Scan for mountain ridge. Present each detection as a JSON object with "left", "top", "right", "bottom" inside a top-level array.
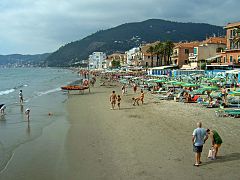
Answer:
[{"left": 46, "top": 19, "right": 225, "bottom": 66}]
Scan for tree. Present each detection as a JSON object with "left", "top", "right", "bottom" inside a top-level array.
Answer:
[
  {"left": 147, "top": 46, "right": 155, "bottom": 67},
  {"left": 111, "top": 60, "right": 120, "bottom": 68},
  {"left": 165, "top": 41, "right": 175, "bottom": 65},
  {"left": 154, "top": 42, "right": 164, "bottom": 66}
]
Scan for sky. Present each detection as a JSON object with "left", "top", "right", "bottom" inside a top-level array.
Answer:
[{"left": 0, "top": 0, "right": 239, "bottom": 55}]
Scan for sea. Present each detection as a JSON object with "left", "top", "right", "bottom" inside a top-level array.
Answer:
[{"left": 0, "top": 67, "right": 80, "bottom": 172}]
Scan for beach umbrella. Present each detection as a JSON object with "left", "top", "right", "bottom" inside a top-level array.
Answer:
[
  {"left": 181, "top": 83, "right": 199, "bottom": 87},
  {"left": 154, "top": 79, "right": 167, "bottom": 83},
  {"left": 201, "top": 86, "right": 219, "bottom": 91}
]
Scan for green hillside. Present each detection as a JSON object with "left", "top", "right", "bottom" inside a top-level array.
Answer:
[{"left": 46, "top": 19, "right": 225, "bottom": 66}]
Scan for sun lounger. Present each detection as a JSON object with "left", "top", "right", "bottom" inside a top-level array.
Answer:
[
  {"left": 215, "top": 108, "right": 240, "bottom": 118},
  {"left": 158, "top": 93, "right": 174, "bottom": 100}
]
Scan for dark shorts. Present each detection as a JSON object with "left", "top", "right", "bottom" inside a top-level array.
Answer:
[{"left": 193, "top": 145, "right": 203, "bottom": 153}]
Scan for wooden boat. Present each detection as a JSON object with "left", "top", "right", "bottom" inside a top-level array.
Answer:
[{"left": 61, "top": 85, "right": 88, "bottom": 91}]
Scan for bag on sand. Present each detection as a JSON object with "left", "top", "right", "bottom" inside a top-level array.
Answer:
[{"left": 208, "top": 148, "right": 214, "bottom": 158}]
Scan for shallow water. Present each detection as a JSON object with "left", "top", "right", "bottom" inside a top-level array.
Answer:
[{"left": 0, "top": 67, "right": 80, "bottom": 172}]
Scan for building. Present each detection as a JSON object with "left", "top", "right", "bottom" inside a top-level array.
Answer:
[
  {"left": 89, "top": 52, "right": 106, "bottom": 69},
  {"left": 189, "top": 37, "right": 226, "bottom": 69},
  {"left": 106, "top": 53, "right": 126, "bottom": 68},
  {"left": 222, "top": 22, "right": 240, "bottom": 64},
  {"left": 139, "top": 42, "right": 159, "bottom": 67},
  {"left": 125, "top": 47, "right": 141, "bottom": 65},
  {"left": 171, "top": 42, "right": 199, "bottom": 68}
]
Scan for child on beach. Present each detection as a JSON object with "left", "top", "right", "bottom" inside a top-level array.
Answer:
[
  {"left": 132, "top": 97, "right": 140, "bottom": 106},
  {"left": 25, "top": 108, "right": 30, "bottom": 121},
  {"left": 117, "top": 95, "right": 121, "bottom": 110}
]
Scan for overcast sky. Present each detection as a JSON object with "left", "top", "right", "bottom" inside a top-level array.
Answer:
[{"left": 0, "top": 0, "right": 239, "bottom": 55}]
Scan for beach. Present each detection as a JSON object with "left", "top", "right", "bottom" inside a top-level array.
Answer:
[{"left": 1, "top": 79, "right": 240, "bottom": 180}]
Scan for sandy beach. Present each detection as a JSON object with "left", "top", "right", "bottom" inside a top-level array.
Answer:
[{"left": 1, "top": 79, "right": 240, "bottom": 180}]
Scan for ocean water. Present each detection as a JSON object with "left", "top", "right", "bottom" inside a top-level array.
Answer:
[{"left": 0, "top": 67, "right": 80, "bottom": 172}]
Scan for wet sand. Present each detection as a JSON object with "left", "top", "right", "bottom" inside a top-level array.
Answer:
[{"left": 1, "top": 80, "right": 240, "bottom": 180}]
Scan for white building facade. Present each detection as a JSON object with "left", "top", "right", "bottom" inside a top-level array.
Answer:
[
  {"left": 125, "top": 47, "right": 140, "bottom": 65},
  {"left": 89, "top": 52, "right": 106, "bottom": 69}
]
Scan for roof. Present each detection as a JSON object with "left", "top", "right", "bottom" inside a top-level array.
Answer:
[
  {"left": 224, "top": 22, "right": 240, "bottom": 29},
  {"left": 202, "top": 37, "right": 226, "bottom": 45},
  {"left": 206, "top": 54, "right": 222, "bottom": 61},
  {"left": 174, "top": 42, "right": 200, "bottom": 48}
]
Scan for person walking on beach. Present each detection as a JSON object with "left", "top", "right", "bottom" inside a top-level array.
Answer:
[
  {"left": 206, "top": 129, "right": 223, "bottom": 160},
  {"left": 25, "top": 108, "right": 30, "bottom": 121},
  {"left": 117, "top": 95, "right": 121, "bottom": 110},
  {"left": 192, "top": 122, "right": 208, "bottom": 167},
  {"left": 0, "top": 104, "right": 6, "bottom": 114},
  {"left": 110, "top": 91, "right": 117, "bottom": 110},
  {"left": 19, "top": 90, "right": 23, "bottom": 104},
  {"left": 121, "top": 85, "right": 126, "bottom": 95},
  {"left": 140, "top": 89, "right": 144, "bottom": 104},
  {"left": 133, "top": 83, "right": 137, "bottom": 93}
]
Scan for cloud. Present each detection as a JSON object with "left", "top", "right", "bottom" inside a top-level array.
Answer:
[{"left": 0, "top": 0, "right": 239, "bottom": 54}]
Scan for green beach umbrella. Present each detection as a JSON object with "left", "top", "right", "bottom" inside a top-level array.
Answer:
[
  {"left": 154, "top": 79, "right": 167, "bottom": 83},
  {"left": 182, "top": 83, "right": 198, "bottom": 87},
  {"left": 201, "top": 86, "right": 219, "bottom": 91}
]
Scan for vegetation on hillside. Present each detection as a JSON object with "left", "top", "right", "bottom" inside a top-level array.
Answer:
[{"left": 45, "top": 19, "right": 225, "bottom": 67}]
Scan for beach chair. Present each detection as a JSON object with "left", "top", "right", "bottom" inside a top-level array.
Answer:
[{"left": 158, "top": 92, "right": 174, "bottom": 100}]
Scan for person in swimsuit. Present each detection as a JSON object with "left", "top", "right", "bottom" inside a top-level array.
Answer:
[
  {"left": 19, "top": 90, "right": 23, "bottom": 104},
  {"left": 206, "top": 129, "right": 223, "bottom": 160},
  {"left": 25, "top": 108, "right": 30, "bottom": 121},
  {"left": 110, "top": 91, "right": 117, "bottom": 110},
  {"left": 117, "top": 95, "right": 121, "bottom": 110},
  {"left": 133, "top": 84, "right": 137, "bottom": 93},
  {"left": 140, "top": 89, "right": 144, "bottom": 104},
  {"left": 221, "top": 87, "right": 227, "bottom": 104}
]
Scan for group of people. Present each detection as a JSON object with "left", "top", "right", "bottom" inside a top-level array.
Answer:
[
  {"left": 109, "top": 85, "right": 145, "bottom": 109},
  {"left": 192, "top": 122, "right": 223, "bottom": 167},
  {"left": 1, "top": 90, "right": 31, "bottom": 121},
  {"left": 109, "top": 91, "right": 121, "bottom": 110}
]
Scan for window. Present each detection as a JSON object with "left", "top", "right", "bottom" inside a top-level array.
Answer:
[
  {"left": 230, "top": 56, "right": 233, "bottom": 62},
  {"left": 238, "top": 56, "right": 240, "bottom": 63},
  {"left": 184, "top": 49, "right": 189, "bottom": 54},
  {"left": 185, "top": 60, "right": 188, "bottom": 64},
  {"left": 224, "top": 57, "right": 226, "bottom": 63},
  {"left": 194, "top": 48, "right": 197, "bottom": 55},
  {"left": 146, "top": 62, "right": 149, "bottom": 67},
  {"left": 148, "top": 56, "right": 150, "bottom": 59}
]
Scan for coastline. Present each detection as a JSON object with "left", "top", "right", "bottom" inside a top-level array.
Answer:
[{"left": 0, "top": 79, "right": 240, "bottom": 179}]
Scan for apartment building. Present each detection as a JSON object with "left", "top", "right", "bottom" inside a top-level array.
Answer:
[
  {"left": 89, "top": 52, "right": 106, "bottom": 69},
  {"left": 171, "top": 42, "right": 199, "bottom": 68},
  {"left": 222, "top": 22, "right": 240, "bottom": 64}
]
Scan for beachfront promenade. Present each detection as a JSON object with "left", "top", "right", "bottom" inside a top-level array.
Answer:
[{"left": 0, "top": 79, "right": 240, "bottom": 180}]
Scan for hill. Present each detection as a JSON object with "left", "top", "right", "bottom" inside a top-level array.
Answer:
[
  {"left": 0, "top": 53, "right": 50, "bottom": 67},
  {"left": 46, "top": 19, "right": 226, "bottom": 66}
]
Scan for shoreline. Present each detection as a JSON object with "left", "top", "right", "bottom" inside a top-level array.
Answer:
[{"left": 0, "top": 79, "right": 240, "bottom": 179}]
